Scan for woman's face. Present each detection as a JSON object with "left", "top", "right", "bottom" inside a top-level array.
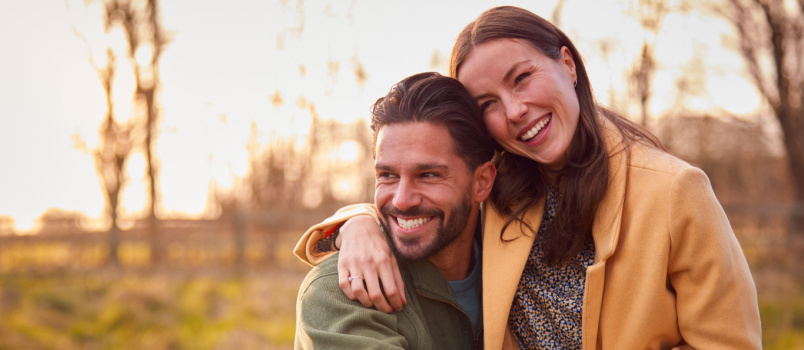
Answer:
[{"left": 458, "top": 38, "right": 579, "bottom": 170}]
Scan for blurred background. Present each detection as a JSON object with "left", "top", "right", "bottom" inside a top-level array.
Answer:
[{"left": 0, "top": 0, "right": 801, "bottom": 348}]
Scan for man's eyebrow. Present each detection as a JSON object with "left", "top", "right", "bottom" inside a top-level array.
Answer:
[
  {"left": 376, "top": 163, "right": 394, "bottom": 171},
  {"left": 375, "top": 163, "right": 449, "bottom": 172},
  {"left": 414, "top": 163, "right": 449, "bottom": 172}
]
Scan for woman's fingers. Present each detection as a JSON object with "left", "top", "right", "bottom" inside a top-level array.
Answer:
[
  {"left": 337, "top": 262, "right": 356, "bottom": 301},
  {"left": 361, "top": 268, "right": 394, "bottom": 313},
  {"left": 335, "top": 214, "right": 404, "bottom": 314},
  {"left": 373, "top": 253, "right": 405, "bottom": 311},
  {"left": 339, "top": 250, "right": 395, "bottom": 313},
  {"left": 391, "top": 254, "right": 407, "bottom": 305}
]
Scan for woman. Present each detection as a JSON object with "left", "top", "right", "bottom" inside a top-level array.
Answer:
[{"left": 295, "top": 6, "right": 761, "bottom": 349}]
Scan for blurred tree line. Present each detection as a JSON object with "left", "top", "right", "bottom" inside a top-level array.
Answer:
[
  {"left": 51, "top": 0, "right": 803, "bottom": 268},
  {"left": 722, "top": 0, "right": 804, "bottom": 227},
  {"left": 61, "top": 0, "right": 376, "bottom": 268}
]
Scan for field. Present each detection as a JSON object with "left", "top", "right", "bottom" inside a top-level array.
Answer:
[
  {"left": 0, "top": 228, "right": 311, "bottom": 350},
  {"left": 0, "top": 222, "right": 802, "bottom": 349},
  {"left": 0, "top": 269, "right": 307, "bottom": 350}
]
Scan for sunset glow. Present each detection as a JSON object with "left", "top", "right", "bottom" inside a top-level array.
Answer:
[{"left": 0, "top": 0, "right": 767, "bottom": 233}]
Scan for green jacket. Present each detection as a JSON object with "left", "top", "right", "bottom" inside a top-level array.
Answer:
[{"left": 295, "top": 252, "right": 482, "bottom": 349}]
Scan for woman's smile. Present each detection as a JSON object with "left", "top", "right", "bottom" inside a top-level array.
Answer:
[{"left": 518, "top": 113, "right": 552, "bottom": 143}]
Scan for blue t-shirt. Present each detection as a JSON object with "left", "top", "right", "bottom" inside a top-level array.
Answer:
[{"left": 447, "top": 240, "right": 482, "bottom": 330}]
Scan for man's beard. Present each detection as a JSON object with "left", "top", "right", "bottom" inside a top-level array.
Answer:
[{"left": 379, "top": 195, "right": 472, "bottom": 261}]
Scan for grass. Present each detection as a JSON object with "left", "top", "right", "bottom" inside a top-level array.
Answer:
[
  {"left": 758, "top": 276, "right": 804, "bottom": 350},
  {"left": 0, "top": 267, "right": 308, "bottom": 350},
  {"left": 2, "top": 269, "right": 802, "bottom": 349},
  {"left": 0, "top": 229, "right": 802, "bottom": 349}
]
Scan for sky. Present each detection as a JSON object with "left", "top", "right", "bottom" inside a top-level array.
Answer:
[{"left": 0, "top": 0, "right": 764, "bottom": 232}]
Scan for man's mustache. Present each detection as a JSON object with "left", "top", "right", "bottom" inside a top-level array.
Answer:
[{"left": 380, "top": 205, "right": 443, "bottom": 218}]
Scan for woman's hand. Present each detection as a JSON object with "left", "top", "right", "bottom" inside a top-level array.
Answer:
[{"left": 335, "top": 215, "right": 407, "bottom": 313}]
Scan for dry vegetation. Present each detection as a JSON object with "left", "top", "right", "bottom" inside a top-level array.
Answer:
[{"left": 0, "top": 230, "right": 311, "bottom": 350}]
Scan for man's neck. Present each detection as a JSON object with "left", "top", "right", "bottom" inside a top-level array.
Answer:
[{"left": 427, "top": 214, "right": 479, "bottom": 281}]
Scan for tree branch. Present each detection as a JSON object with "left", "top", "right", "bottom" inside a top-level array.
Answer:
[{"left": 728, "top": 0, "right": 777, "bottom": 106}]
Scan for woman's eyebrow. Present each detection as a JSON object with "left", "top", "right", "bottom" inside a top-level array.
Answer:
[{"left": 503, "top": 60, "right": 530, "bottom": 82}]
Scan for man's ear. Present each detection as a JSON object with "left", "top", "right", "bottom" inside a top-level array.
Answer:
[{"left": 471, "top": 161, "right": 496, "bottom": 203}]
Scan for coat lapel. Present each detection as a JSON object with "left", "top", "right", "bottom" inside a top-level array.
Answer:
[
  {"left": 582, "top": 122, "right": 629, "bottom": 349},
  {"left": 481, "top": 199, "right": 544, "bottom": 350},
  {"left": 593, "top": 122, "right": 628, "bottom": 262}
]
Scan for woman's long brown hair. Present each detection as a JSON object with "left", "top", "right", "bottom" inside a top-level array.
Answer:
[{"left": 450, "top": 6, "right": 665, "bottom": 265}]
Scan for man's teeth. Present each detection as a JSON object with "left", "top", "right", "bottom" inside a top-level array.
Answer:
[
  {"left": 397, "top": 217, "right": 431, "bottom": 230},
  {"left": 520, "top": 115, "right": 552, "bottom": 141}
]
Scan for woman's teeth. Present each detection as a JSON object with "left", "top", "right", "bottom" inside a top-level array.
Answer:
[
  {"left": 520, "top": 115, "right": 552, "bottom": 141},
  {"left": 397, "top": 217, "right": 431, "bottom": 230}
]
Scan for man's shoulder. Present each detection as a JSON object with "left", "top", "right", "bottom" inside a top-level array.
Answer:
[{"left": 299, "top": 253, "right": 341, "bottom": 296}]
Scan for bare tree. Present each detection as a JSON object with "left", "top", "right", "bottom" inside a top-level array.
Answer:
[
  {"left": 93, "top": 49, "right": 132, "bottom": 266},
  {"left": 721, "top": 0, "right": 804, "bottom": 227},
  {"left": 629, "top": 0, "right": 669, "bottom": 126},
  {"left": 100, "top": 0, "right": 169, "bottom": 263}
]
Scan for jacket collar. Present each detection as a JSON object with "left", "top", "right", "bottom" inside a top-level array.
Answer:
[{"left": 592, "top": 119, "right": 628, "bottom": 261}]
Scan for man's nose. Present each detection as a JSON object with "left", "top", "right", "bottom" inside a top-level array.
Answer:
[{"left": 392, "top": 178, "right": 421, "bottom": 211}]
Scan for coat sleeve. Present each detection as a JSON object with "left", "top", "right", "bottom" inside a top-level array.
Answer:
[
  {"left": 295, "top": 256, "right": 408, "bottom": 349},
  {"left": 294, "top": 203, "right": 380, "bottom": 266},
  {"left": 666, "top": 167, "right": 762, "bottom": 349}
]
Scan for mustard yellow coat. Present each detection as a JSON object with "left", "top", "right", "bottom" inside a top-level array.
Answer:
[{"left": 294, "top": 124, "right": 761, "bottom": 349}]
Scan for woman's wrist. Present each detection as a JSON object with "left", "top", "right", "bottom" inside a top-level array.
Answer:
[
  {"left": 332, "top": 225, "right": 342, "bottom": 250},
  {"left": 314, "top": 223, "right": 343, "bottom": 253}
]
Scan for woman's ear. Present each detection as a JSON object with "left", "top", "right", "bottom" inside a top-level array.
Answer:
[
  {"left": 472, "top": 161, "right": 497, "bottom": 203},
  {"left": 560, "top": 46, "right": 577, "bottom": 83}
]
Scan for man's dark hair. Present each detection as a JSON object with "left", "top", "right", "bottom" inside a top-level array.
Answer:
[{"left": 370, "top": 72, "right": 495, "bottom": 170}]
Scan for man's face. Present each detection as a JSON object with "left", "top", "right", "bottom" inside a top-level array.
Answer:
[{"left": 374, "top": 122, "right": 476, "bottom": 261}]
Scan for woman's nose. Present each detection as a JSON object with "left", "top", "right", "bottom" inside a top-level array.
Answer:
[{"left": 504, "top": 93, "right": 527, "bottom": 123}]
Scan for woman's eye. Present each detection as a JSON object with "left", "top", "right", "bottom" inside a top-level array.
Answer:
[
  {"left": 480, "top": 100, "right": 495, "bottom": 111},
  {"left": 515, "top": 72, "right": 530, "bottom": 84}
]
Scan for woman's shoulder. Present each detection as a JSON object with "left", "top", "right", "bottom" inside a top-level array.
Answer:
[
  {"left": 600, "top": 116, "right": 696, "bottom": 178},
  {"left": 626, "top": 142, "right": 697, "bottom": 177}
]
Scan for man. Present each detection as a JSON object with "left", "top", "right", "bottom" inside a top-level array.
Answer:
[{"left": 294, "top": 72, "right": 496, "bottom": 349}]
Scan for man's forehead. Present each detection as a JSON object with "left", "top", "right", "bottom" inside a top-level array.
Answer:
[{"left": 374, "top": 122, "right": 462, "bottom": 168}]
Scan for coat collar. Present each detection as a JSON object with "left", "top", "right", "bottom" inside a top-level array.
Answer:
[
  {"left": 481, "top": 118, "right": 629, "bottom": 349},
  {"left": 592, "top": 119, "right": 628, "bottom": 262}
]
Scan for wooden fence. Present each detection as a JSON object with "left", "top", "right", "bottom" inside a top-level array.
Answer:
[
  {"left": 0, "top": 209, "right": 328, "bottom": 273},
  {"left": 0, "top": 203, "right": 801, "bottom": 275}
]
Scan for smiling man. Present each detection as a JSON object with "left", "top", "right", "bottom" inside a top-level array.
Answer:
[{"left": 294, "top": 72, "right": 495, "bottom": 350}]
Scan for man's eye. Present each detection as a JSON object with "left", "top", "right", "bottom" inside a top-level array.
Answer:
[
  {"left": 421, "top": 172, "right": 439, "bottom": 178},
  {"left": 377, "top": 172, "right": 397, "bottom": 179}
]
